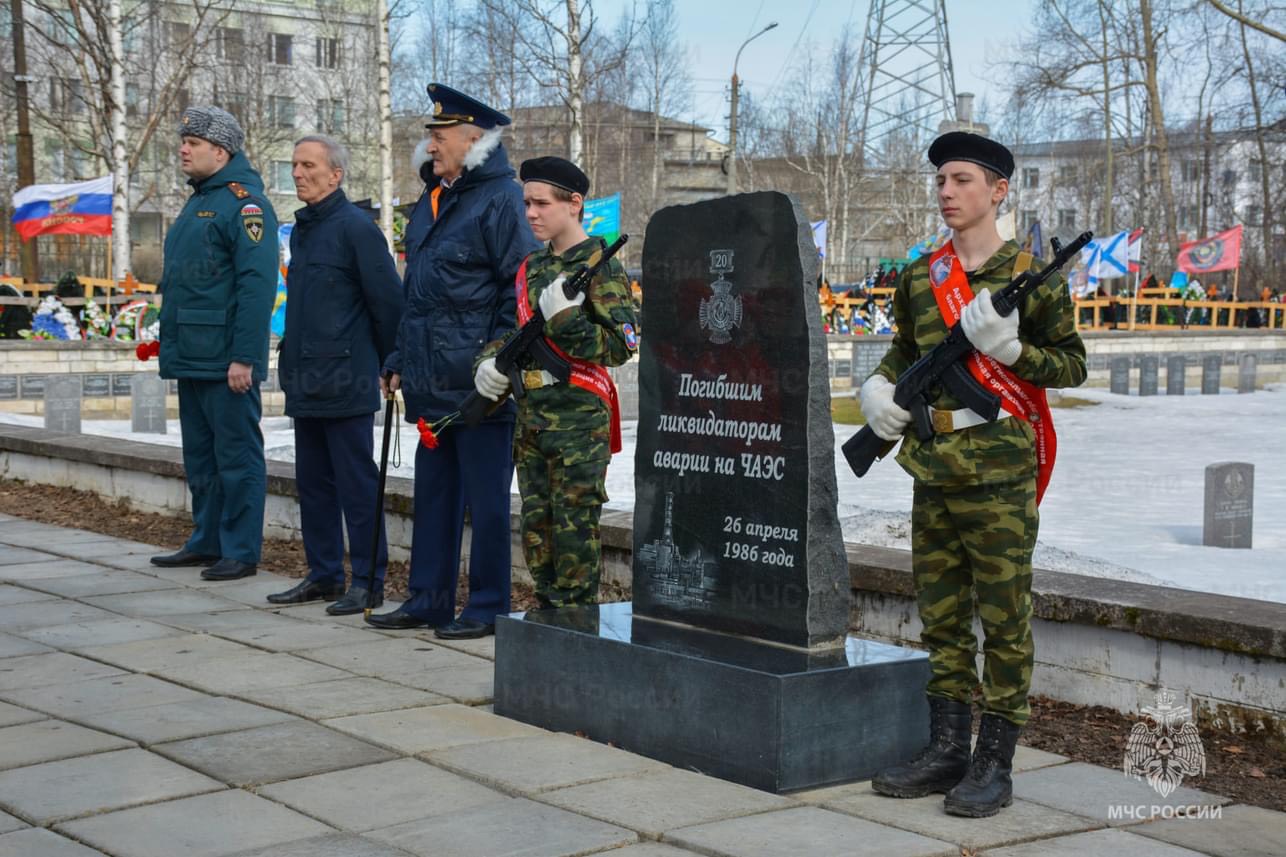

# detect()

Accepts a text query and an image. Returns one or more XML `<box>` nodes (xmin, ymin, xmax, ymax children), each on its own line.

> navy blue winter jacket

<box><xmin>386</xmin><ymin>143</ymin><xmax>539</xmax><ymax>422</ymax></box>
<box><xmin>278</xmin><ymin>188</ymin><xmax>404</xmax><ymax>418</ymax></box>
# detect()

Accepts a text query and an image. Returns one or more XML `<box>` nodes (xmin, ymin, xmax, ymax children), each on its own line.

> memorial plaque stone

<box><xmin>1166</xmin><ymin>355</ymin><xmax>1186</xmax><ymax>396</ymax></box>
<box><xmin>83</xmin><ymin>374</ymin><xmax>111</xmax><ymax>398</ymax></box>
<box><xmin>1238</xmin><ymin>354</ymin><xmax>1256</xmax><ymax>394</ymax></box>
<box><xmin>1201</xmin><ymin>354</ymin><xmax>1222</xmax><ymax>394</ymax></box>
<box><xmin>1203</xmin><ymin>462</ymin><xmax>1253</xmax><ymax>549</ymax></box>
<box><xmin>629</xmin><ymin>193</ymin><xmax>848</xmax><ymax>647</ymax></box>
<box><xmin>112</xmin><ymin>373</ymin><xmax>136</xmax><ymax>397</ymax></box>
<box><xmin>1138</xmin><ymin>355</ymin><xmax>1158</xmax><ymax>396</ymax></box>
<box><xmin>495</xmin><ymin>192</ymin><xmax>929</xmax><ymax>792</ymax></box>
<box><xmin>20</xmin><ymin>375</ymin><xmax>46</xmax><ymax>399</ymax></box>
<box><xmin>0</xmin><ymin>375</ymin><xmax>16</xmax><ymax>400</ymax></box>
<box><xmin>131</xmin><ymin>374</ymin><xmax>168</xmax><ymax>434</ymax></box>
<box><xmin>1110</xmin><ymin>357</ymin><xmax>1131</xmax><ymax>395</ymax></box>
<box><xmin>852</xmin><ymin>340</ymin><xmax>886</xmax><ymax>381</ymax></box>
<box><xmin>44</xmin><ymin>376</ymin><xmax>82</xmax><ymax>433</ymax></box>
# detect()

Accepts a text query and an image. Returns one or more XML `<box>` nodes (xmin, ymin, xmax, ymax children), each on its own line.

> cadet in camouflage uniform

<box><xmin>863</xmin><ymin>133</ymin><xmax>1086</xmax><ymax>818</ymax></box>
<box><xmin>475</xmin><ymin>157</ymin><xmax>638</xmax><ymax>607</ymax></box>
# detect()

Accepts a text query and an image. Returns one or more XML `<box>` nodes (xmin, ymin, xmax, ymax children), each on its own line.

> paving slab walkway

<box><xmin>0</xmin><ymin>514</ymin><xmax>1277</xmax><ymax>857</ymax></box>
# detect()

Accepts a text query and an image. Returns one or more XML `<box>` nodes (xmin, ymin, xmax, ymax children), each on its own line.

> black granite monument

<box><xmin>495</xmin><ymin>192</ymin><xmax>929</xmax><ymax>792</ymax></box>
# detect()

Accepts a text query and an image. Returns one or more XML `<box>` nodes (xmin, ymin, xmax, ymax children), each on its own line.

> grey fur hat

<box><xmin>178</xmin><ymin>106</ymin><xmax>245</xmax><ymax>154</ymax></box>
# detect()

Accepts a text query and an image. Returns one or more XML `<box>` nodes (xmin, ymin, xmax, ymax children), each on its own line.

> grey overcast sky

<box><xmin>595</xmin><ymin>0</ymin><xmax>1039</xmax><ymax>138</ymax></box>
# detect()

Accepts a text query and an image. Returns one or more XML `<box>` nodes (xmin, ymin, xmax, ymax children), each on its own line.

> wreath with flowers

<box><xmin>19</xmin><ymin>295</ymin><xmax>81</xmax><ymax>341</ymax></box>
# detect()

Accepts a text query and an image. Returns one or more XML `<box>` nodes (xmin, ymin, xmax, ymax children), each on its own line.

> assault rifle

<box><xmin>458</xmin><ymin>233</ymin><xmax>629</xmax><ymax>426</ymax></box>
<box><xmin>841</xmin><ymin>232</ymin><xmax>1092</xmax><ymax>478</ymax></box>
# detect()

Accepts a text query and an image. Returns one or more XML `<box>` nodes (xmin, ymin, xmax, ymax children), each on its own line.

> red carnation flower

<box><xmin>416</xmin><ymin>417</ymin><xmax>440</xmax><ymax>449</ymax></box>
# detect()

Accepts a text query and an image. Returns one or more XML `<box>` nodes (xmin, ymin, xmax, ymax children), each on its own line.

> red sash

<box><xmin>516</xmin><ymin>258</ymin><xmax>622</xmax><ymax>454</ymax></box>
<box><xmin>927</xmin><ymin>241</ymin><xmax>1057</xmax><ymax>504</ymax></box>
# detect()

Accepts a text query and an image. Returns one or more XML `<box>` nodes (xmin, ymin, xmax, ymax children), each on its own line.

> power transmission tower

<box><xmin>838</xmin><ymin>0</ymin><xmax>960</xmax><ymax>266</ymax></box>
<box><xmin>856</xmin><ymin>0</ymin><xmax>958</xmax><ymax>165</ymax></box>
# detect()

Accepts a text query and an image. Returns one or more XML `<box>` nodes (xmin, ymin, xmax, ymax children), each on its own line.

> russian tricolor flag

<box><xmin>12</xmin><ymin>176</ymin><xmax>113</xmax><ymax>241</ymax></box>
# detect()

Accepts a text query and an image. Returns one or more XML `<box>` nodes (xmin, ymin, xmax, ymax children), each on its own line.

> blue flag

<box><xmin>582</xmin><ymin>193</ymin><xmax>621</xmax><ymax>244</ymax></box>
<box><xmin>271</xmin><ymin>224</ymin><xmax>292</xmax><ymax>337</ymax></box>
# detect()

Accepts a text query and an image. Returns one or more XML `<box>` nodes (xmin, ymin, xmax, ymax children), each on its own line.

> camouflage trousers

<box><xmin>911</xmin><ymin>476</ymin><xmax>1038</xmax><ymax>726</ymax></box>
<box><xmin>515</xmin><ymin>424</ymin><xmax>611</xmax><ymax>607</ymax></box>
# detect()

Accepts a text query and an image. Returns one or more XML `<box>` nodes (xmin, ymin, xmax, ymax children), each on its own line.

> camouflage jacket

<box><xmin>871</xmin><ymin>240</ymin><xmax>1087</xmax><ymax>487</ymax></box>
<box><xmin>479</xmin><ymin>236</ymin><xmax>639</xmax><ymax>433</ymax></box>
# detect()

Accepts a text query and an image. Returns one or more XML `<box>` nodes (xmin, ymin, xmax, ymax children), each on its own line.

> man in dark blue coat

<box><xmin>151</xmin><ymin>107</ymin><xmax>277</xmax><ymax>582</ymax></box>
<box><xmin>367</xmin><ymin>83</ymin><xmax>540</xmax><ymax>636</ymax></box>
<box><xmin>267</xmin><ymin>135</ymin><xmax>404</xmax><ymax>615</ymax></box>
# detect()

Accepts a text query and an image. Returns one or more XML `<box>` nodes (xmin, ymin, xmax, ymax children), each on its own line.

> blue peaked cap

<box><xmin>425</xmin><ymin>83</ymin><xmax>511</xmax><ymax>130</ymax></box>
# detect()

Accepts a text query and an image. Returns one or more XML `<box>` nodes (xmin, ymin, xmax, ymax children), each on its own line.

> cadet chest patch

<box><xmin>241</xmin><ymin>203</ymin><xmax>264</xmax><ymax>243</ymax></box>
<box><xmin>930</xmin><ymin>254</ymin><xmax>954</xmax><ymax>288</ymax></box>
<box><xmin>621</xmin><ymin>322</ymin><xmax>638</xmax><ymax>350</ymax></box>
<box><xmin>196</xmin><ymin>210</ymin><xmax>217</xmax><ymax>218</ymax></box>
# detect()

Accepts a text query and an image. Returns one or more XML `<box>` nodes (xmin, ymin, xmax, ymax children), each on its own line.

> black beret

<box><xmin>928</xmin><ymin>132</ymin><xmax>1015</xmax><ymax>180</ymax></box>
<box><xmin>520</xmin><ymin>156</ymin><xmax>589</xmax><ymax>197</ymax></box>
<box><xmin>425</xmin><ymin>83</ymin><xmax>511</xmax><ymax>130</ymax></box>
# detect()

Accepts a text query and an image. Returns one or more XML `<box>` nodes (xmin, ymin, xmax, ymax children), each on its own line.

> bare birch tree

<box><xmin>477</xmin><ymin>0</ymin><xmax>635</xmax><ymax>163</ymax></box>
<box><xmin>637</xmin><ymin>0</ymin><xmax>689</xmax><ymax>211</ymax></box>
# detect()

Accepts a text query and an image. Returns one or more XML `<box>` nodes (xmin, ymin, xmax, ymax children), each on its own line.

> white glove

<box><xmin>474</xmin><ymin>358</ymin><xmax>508</xmax><ymax>401</ymax></box>
<box><xmin>960</xmin><ymin>288</ymin><xmax>1022</xmax><ymax>366</ymax></box>
<box><xmin>859</xmin><ymin>375</ymin><xmax>911</xmax><ymax>442</ymax></box>
<box><xmin>538</xmin><ymin>276</ymin><xmax>586</xmax><ymax>320</ymax></box>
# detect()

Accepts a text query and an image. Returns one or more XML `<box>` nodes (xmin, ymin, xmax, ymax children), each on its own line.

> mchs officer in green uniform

<box><xmin>474</xmin><ymin>157</ymin><xmax>639</xmax><ymax>608</ymax></box>
<box><xmin>861</xmin><ymin>132</ymin><xmax>1086</xmax><ymax>817</ymax></box>
<box><xmin>150</xmin><ymin>107</ymin><xmax>279</xmax><ymax>582</ymax></box>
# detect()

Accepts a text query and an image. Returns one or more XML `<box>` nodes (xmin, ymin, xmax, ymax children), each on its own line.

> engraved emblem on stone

<box><xmin>1222</xmin><ymin>470</ymin><xmax>1246</xmax><ymax>499</ymax></box>
<box><xmin>637</xmin><ymin>492</ymin><xmax>717</xmax><ymax>609</ymax></box>
<box><xmin>700</xmin><ymin>249</ymin><xmax>742</xmax><ymax>345</ymax></box>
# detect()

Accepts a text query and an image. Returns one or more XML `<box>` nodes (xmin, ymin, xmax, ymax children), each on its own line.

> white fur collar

<box><xmin>410</xmin><ymin>127</ymin><xmax>503</xmax><ymax>183</ymax></box>
<box><xmin>463</xmin><ymin>127</ymin><xmax>503</xmax><ymax>171</ymax></box>
<box><xmin>411</xmin><ymin>139</ymin><xmax>431</xmax><ymax>181</ymax></box>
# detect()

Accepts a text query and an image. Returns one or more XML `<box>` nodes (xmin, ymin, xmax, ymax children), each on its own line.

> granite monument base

<box><xmin>494</xmin><ymin>602</ymin><xmax>931</xmax><ymax>793</ymax></box>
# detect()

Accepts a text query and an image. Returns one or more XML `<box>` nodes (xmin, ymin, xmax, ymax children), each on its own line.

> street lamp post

<box><xmin>727</xmin><ymin>22</ymin><xmax>777</xmax><ymax>196</ymax></box>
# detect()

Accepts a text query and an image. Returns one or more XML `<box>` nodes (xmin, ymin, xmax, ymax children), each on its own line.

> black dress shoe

<box><xmin>327</xmin><ymin>587</ymin><xmax>383</xmax><ymax>616</ymax></box>
<box><xmin>364</xmin><ymin>606</ymin><xmax>430</xmax><ymax>629</ymax></box>
<box><xmin>200</xmin><ymin>559</ymin><xmax>258</xmax><ymax>581</ymax></box>
<box><xmin>434</xmin><ymin>617</ymin><xmax>494</xmax><ymax>639</ymax></box>
<box><xmin>151</xmin><ymin>549</ymin><xmax>219</xmax><ymax>568</ymax></box>
<box><xmin>266</xmin><ymin>579</ymin><xmax>342</xmax><ymax>605</ymax></box>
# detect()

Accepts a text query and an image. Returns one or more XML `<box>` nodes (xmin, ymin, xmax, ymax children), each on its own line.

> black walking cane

<box><xmin>365</xmin><ymin>381</ymin><xmax>398</xmax><ymax>618</ymax></box>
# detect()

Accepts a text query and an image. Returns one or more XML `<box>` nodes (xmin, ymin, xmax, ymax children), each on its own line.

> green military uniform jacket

<box><xmin>158</xmin><ymin>151</ymin><xmax>279</xmax><ymax>382</ymax></box>
<box><xmin>872</xmin><ymin>240</ymin><xmax>1086</xmax><ymax>487</ymax></box>
<box><xmin>480</xmin><ymin>236</ymin><xmax>639</xmax><ymax>434</ymax></box>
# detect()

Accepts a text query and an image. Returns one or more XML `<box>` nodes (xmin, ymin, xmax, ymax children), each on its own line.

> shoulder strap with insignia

<box><xmin>1013</xmin><ymin>250</ymin><xmax>1034</xmax><ymax>277</ymax></box>
<box><xmin>226</xmin><ymin>181</ymin><xmax>251</xmax><ymax>200</ymax></box>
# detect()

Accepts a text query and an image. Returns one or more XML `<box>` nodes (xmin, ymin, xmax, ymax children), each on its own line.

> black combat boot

<box><xmin>944</xmin><ymin>713</ymin><xmax>1022</xmax><ymax>817</ymax></box>
<box><xmin>872</xmin><ymin>696</ymin><xmax>972</xmax><ymax>798</ymax></box>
